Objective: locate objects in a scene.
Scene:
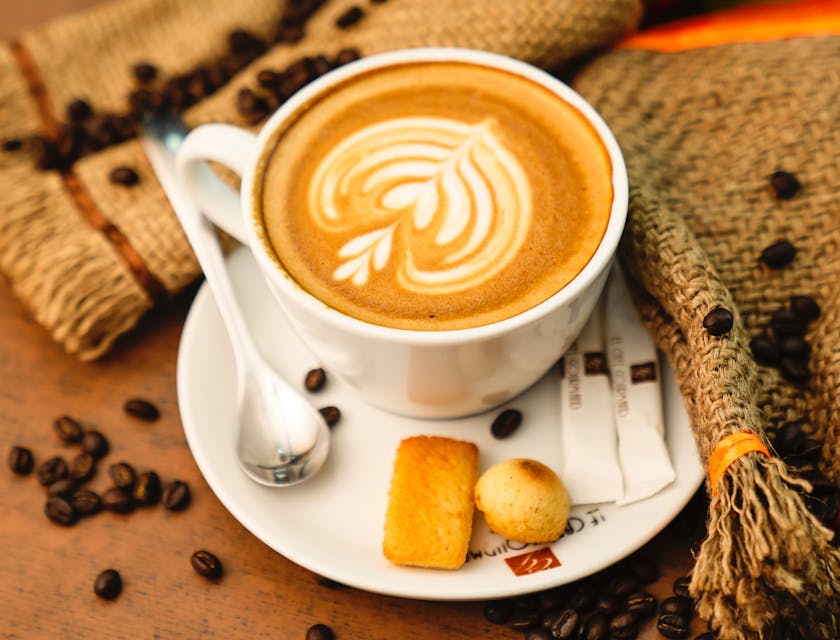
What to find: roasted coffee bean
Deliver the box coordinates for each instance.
[702,307,733,337]
[770,308,805,337]
[162,480,191,511]
[660,596,693,618]
[780,356,810,384]
[71,489,103,516]
[594,594,620,616]
[54,415,84,443]
[32,135,62,170]
[69,452,96,482]
[672,575,692,599]
[627,556,659,584]
[335,5,364,28]
[304,368,327,392]
[624,591,657,617]
[101,487,134,513]
[305,623,335,640]
[2,137,23,152]
[608,573,640,598]
[123,398,161,421]
[333,47,362,67]
[491,408,523,439]
[778,335,811,359]
[109,165,140,186]
[132,61,158,83]
[133,471,162,506]
[47,478,79,498]
[790,295,820,322]
[256,69,283,90]
[549,608,579,639]
[609,611,638,639]
[566,582,597,611]
[66,98,93,122]
[37,456,68,486]
[228,29,266,56]
[749,334,780,366]
[580,611,610,640]
[45,496,78,526]
[8,446,34,475]
[509,611,540,631]
[318,406,341,428]
[191,549,223,579]
[94,569,122,600]
[537,587,565,611]
[484,599,513,624]
[109,462,136,490]
[658,613,689,638]
[760,239,796,269]
[770,170,801,200]
[81,430,109,459]
[524,629,552,640]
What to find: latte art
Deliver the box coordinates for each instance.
[308,117,532,294]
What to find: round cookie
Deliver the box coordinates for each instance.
[474,458,569,543]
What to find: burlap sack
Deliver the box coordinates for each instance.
[0,0,641,359]
[573,5,840,639]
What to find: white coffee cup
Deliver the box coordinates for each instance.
[176,47,628,419]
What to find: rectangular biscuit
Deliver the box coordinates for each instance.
[383,435,479,570]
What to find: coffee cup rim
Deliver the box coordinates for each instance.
[243,47,628,346]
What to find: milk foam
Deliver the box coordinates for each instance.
[307,117,532,294]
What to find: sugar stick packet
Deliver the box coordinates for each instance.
[559,296,623,505]
[605,264,675,505]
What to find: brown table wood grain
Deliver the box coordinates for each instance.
[1,3,711,639]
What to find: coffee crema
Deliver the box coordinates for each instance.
[255,61,613,330]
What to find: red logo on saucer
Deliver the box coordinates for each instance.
[505,548,561,576]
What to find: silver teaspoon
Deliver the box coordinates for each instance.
[141,112,329,486]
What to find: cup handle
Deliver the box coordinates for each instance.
[175,124,259,245]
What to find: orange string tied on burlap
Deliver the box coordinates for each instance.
[708,432,770,497]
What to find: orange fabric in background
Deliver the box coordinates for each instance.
[621,0,840,51]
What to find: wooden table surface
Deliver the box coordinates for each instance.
[1,3,711,639]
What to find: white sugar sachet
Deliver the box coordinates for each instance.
[605,264,675,505]
[559,297,623,505]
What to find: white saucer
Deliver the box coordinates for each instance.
[176,248,703,601]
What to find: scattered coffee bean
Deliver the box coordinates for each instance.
[162,480,191,511]
[594,593,620,616]
[484,599,513,624]
[335,5,364,28]
[81,430,110,459]
[566,581,597,611]
[702,307,733,337]
[94,569,122,600]
[304,368,327,392]
[660,596,693,618]
[37,456,68,486]
[672,575,692,599]
[580,611,610,640]
[47,478,80,498]
[780,356,810,384]
[524,629,552,640]
[624,591,657,617]
[109,462,137,490]
[789,295,820,322]
[71,489,103,516]
[101,487,134,513]
[536,587,564,611]
[628,556,660,583]
[759,239,796,269]
[509,611,540,631]
[2,138,23,152]
[133,471,162,506]
[610,611,639,639]
[109,166,140,187]
[8,446,34,475]
[491,408,523,439]
[770,170,801,200]
[658,613,689,638]
[123,398,161,421]
[132,61,158,84]
[770,308,805,337]
[45,496,78,526]
[66,98,93,122]
[53,415,84,443]
[778,335,810,358]
[306,623,335,640]
[549,608,580,640]
[333,47,362,67]
[191,549,223,580]
[607,572,640,598]
[318,406,341,428]
[69,452,97,482]
[749,333,780,366]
